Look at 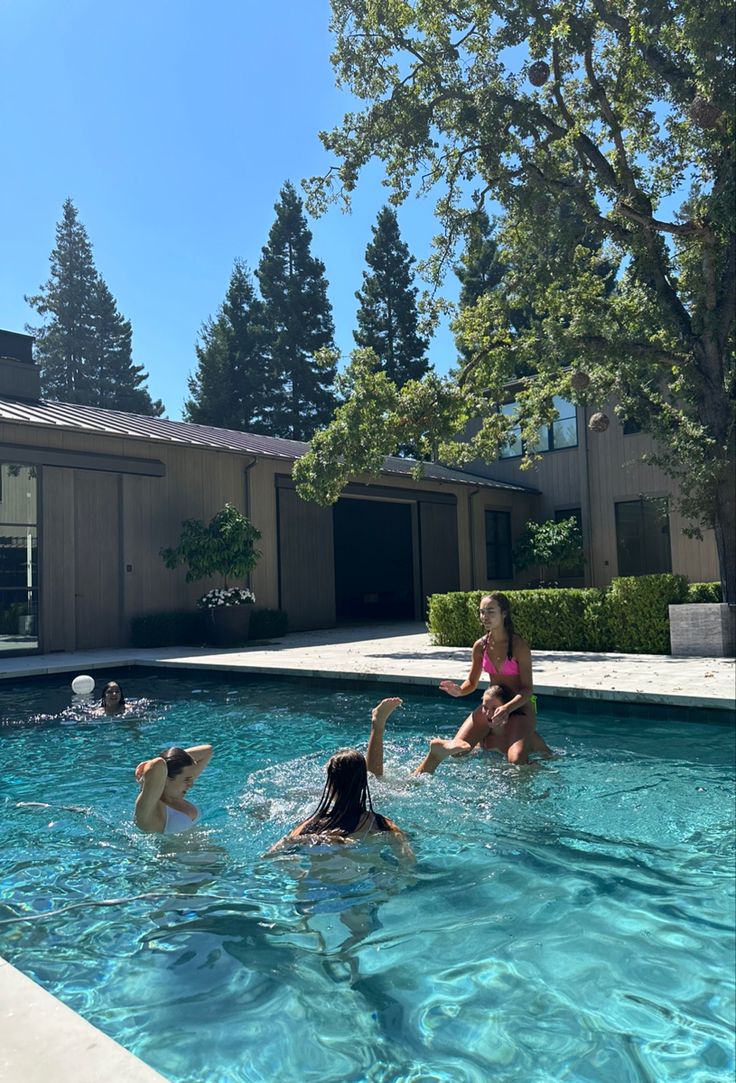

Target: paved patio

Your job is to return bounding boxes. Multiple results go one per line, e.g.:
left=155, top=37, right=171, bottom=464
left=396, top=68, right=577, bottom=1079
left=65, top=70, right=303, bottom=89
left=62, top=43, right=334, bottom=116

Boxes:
left=2, top=622, right=734, bottom=711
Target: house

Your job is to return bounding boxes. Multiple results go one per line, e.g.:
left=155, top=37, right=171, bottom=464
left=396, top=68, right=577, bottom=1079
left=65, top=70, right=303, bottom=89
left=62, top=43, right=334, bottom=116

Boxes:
left=0, top=330, right=539, bottom=655
left=464, top=392, right=719, bottom=588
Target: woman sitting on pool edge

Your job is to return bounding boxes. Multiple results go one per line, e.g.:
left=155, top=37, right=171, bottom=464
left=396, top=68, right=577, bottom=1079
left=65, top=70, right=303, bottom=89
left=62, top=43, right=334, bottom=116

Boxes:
left=436, top=591, right=551, bottom=768
left=134, top=744, right=213, bottom=834
left=271, top=725, right=406, bottom=852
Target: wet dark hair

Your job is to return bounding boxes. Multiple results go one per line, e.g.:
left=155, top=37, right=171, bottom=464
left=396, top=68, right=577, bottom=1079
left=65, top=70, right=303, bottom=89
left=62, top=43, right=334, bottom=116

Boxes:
left=300, top=749, right=390, bottom=837
left=481, top=591, right=515, bottom=660
left=486, top=683, right=513, bottom=704
left=101, top=682, right=125, bottom=709
left=160, top=746, right=196, bottom=778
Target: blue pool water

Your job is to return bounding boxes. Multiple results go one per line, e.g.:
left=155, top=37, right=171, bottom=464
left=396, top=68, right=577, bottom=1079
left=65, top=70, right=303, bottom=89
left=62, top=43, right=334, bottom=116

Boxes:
left=1, top=673, right=734, bottom=1083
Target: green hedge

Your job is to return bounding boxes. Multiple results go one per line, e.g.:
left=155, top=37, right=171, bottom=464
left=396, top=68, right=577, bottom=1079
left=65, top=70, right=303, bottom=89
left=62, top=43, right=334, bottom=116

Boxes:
left=686, top=581, right=722, bottom=603
left=428, top=573, right=698, bottom=655
left=607, top=574, right=688, bottom=653
left=131, top=611, right=205, bottom=648
left=250, top=607, right=288, bottom=639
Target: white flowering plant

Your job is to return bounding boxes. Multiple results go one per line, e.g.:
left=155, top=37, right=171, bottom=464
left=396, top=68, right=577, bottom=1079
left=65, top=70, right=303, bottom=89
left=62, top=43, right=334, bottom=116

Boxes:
left=197, top=587, right=255, bottom=609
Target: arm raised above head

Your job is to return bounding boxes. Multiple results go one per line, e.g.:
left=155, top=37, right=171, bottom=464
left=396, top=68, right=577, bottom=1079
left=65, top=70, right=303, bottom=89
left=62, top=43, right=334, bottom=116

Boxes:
left=134, top=758, right=167, bottom=831
left=183, top=744, right=213, bottom=781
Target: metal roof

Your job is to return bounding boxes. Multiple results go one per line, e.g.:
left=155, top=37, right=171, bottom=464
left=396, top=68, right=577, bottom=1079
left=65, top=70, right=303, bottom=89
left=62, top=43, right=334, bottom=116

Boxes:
left=0, top=396, right=538, bottom=493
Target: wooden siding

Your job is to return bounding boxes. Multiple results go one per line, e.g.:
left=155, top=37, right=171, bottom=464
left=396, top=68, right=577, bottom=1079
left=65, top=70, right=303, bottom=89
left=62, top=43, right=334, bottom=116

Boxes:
left=276, top=485, right=336, bottom=631
left=2, top=418, right=535, bottom=649
left=418, top=501, right=460, bottom=611
left=463, top=404, right=719, bottom=587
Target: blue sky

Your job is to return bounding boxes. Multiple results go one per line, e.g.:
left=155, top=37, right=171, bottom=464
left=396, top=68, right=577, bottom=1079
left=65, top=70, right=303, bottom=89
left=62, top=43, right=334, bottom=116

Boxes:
left=1, top=0, right=460, bottom=416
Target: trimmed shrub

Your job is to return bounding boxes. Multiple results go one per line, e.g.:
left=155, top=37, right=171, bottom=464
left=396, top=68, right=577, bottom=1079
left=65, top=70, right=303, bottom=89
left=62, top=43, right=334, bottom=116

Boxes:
left=428, top=588, right=614, bottom=652
left=685, top=581, right=722, bottom=603
left=250, top=607, right=288, bottom=639
left=131, top=611, right=205, bottom=648
left=429, top=574, right=693, bottom=654
left=427, top=592, right=482, bottom=646
left=607, top=574, right=688, bottom=654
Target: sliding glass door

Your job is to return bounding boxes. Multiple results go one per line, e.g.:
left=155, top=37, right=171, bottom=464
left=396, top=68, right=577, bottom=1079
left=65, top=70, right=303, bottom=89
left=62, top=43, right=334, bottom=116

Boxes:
left=0, top=463, right=38, bottom=653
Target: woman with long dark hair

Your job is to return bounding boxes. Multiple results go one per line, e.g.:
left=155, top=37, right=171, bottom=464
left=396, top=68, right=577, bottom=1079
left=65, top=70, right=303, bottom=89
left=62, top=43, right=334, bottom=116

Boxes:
left=430, top=591, right=551, bottom=767
left=275, top=706, right=405, bottom=849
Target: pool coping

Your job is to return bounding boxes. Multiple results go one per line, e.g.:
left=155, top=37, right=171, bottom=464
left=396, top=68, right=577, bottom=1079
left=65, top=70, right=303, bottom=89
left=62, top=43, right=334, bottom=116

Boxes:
left=0, top=955, right=171, bottom=1083
left=2, top=649, right=734, bottom=713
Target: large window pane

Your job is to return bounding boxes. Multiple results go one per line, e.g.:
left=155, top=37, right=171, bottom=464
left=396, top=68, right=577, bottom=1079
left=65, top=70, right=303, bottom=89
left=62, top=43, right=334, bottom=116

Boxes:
left=555, top=508, right=584, bottom=578
left=0, top=464, right=38, bottom=652
left=550, top=398, right=577, bottom=449
left=485, top=510, right=513, bottom=579
left=615, top=498, right=671, bottom=577
left=499, top=402, right=522, bottom=458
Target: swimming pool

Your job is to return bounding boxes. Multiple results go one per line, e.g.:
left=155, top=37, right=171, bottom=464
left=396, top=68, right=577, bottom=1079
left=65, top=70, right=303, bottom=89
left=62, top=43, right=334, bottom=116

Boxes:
left=1, top=673, right=734, bottom=1083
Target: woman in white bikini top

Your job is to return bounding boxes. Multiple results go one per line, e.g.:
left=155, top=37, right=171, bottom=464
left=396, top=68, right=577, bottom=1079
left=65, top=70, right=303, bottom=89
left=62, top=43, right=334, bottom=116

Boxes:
left=134, top=743, right=213, bottom=834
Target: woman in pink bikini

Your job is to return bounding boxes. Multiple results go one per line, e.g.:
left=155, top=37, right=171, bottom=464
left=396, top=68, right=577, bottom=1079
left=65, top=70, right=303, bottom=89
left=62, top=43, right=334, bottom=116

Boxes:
left=429, top=591, right=551, bottom=768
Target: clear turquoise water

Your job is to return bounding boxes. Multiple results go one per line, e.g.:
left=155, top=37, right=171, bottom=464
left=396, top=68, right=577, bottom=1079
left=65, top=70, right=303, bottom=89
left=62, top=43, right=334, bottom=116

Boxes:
left=1, top=673, right=734, bottom=1083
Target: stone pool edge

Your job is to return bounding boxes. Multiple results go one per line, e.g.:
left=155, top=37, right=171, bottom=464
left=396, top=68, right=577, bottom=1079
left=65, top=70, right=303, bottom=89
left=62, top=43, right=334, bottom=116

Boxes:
left=2, top=651, right=734, bottom=713
left=0, top=955, right=171, bottom=1083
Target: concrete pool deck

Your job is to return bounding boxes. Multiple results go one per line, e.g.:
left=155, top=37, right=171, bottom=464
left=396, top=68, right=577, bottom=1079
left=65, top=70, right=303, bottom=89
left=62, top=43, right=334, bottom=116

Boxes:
left=1, top=621, right=734, bottom=712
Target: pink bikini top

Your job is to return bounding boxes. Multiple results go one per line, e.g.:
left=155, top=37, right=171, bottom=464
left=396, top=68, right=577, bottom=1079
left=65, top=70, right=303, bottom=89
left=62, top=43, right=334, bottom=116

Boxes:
left=482, top=649, right=521, bottom=677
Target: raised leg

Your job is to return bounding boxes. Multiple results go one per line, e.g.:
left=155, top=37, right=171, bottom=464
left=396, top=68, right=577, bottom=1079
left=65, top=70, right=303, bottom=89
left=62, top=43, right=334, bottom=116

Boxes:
left=414, top=737, right=472, bottom=775
left=366, top=698, right=402, bottom=777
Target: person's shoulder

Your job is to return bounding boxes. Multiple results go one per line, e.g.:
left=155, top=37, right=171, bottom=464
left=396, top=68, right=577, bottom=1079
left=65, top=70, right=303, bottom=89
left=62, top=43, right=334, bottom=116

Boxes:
left=511, top=632, right=530, bottom=654
left=472, top=636, right=486, bottom=652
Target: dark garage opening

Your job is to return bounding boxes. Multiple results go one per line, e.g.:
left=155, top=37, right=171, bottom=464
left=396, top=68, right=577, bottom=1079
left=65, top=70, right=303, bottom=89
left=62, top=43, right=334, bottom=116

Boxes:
left=333, top=498, right=415, bottom=622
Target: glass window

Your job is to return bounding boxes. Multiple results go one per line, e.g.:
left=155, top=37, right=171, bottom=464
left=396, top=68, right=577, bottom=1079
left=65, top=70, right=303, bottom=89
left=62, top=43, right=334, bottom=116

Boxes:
left=555, top=507, right=584, bottom=578
left=497, top=397, right=577, bottom=458
left=0, top=464, right=39, bottom=653
left=615, top=497, right=671, bottom=577
left=550, top=397, right=577, bottom=449
left=498, top=402, right=522, bottom=458
left=485, top=510, right=513, bottom=580
left=623, top=418, right=642, bottom=435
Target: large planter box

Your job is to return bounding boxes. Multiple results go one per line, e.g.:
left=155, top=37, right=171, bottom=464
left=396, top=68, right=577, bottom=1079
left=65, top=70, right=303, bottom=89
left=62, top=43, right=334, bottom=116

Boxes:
left=203, top=604, right=252, bottom=646
left=669, top=603, right=735, bottom=657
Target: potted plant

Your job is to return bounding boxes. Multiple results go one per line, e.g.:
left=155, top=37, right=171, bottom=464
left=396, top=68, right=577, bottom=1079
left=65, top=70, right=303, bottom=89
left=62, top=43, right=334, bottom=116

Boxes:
left=160, top=504, right=262, bottom=646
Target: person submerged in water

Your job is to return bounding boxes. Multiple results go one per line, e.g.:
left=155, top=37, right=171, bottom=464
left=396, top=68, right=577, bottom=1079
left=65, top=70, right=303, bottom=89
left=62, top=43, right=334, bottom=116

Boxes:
left=366, top=690, right=551, bottom=778
left=272, top=732, right=406, bottom=852
left=134, top=744, right=213, bottom=834
left=99, top=681, right=126, bottom=715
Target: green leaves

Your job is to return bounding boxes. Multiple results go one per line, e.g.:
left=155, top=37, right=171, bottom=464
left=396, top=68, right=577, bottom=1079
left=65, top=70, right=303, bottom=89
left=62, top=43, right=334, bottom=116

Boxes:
left=160, top=504, right=262, bottom=586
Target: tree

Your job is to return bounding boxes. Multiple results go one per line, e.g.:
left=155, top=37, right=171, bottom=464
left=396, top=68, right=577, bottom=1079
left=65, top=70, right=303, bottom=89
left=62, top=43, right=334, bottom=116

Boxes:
left=256, top=182, right=337, bottom=440
left=297, top=1, right=736, bottom=603
left=355, top=206, right=429, bottom=384
left=512, top=516, right=584, bottom=584
left=185, top=260, right=275, bottom=433
left=27, top=199, right=163, bottom=415
left=161, top=503, right=262, bottom=587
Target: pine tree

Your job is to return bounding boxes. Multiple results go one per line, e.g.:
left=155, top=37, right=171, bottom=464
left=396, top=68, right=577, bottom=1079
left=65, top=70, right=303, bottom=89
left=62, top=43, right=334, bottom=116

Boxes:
left=185, top=260, right=275, bottom=432
left=455, top=209, right=508, bottom=312
left=354, top=206, right=429, bottom=386
left=26, top=199, right=163, bottom=415
left=256, top=182, right=336, bottom=440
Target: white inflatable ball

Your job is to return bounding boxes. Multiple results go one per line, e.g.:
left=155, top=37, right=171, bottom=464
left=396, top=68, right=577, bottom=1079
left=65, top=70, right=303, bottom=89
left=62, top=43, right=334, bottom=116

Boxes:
left=71, top=674, right=95, bottom=695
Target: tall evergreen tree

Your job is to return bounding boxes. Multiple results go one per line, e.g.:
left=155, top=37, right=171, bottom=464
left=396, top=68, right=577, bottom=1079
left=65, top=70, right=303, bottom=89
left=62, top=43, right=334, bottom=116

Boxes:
left=185, top=260, right=275, bottom=432
left=455, top=209, right=507, bottom=312
left=26, top=199, right=163, bottom=415
left=256, top=182, right=336, bottom=440
left=354, top=206, right=429, bottom=385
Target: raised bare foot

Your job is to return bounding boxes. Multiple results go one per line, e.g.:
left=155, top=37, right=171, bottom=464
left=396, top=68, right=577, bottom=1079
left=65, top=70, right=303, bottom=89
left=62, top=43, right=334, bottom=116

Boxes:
left=427, top=737, right=469, bottom=763
left=371, top=697, right=403, bottom=733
